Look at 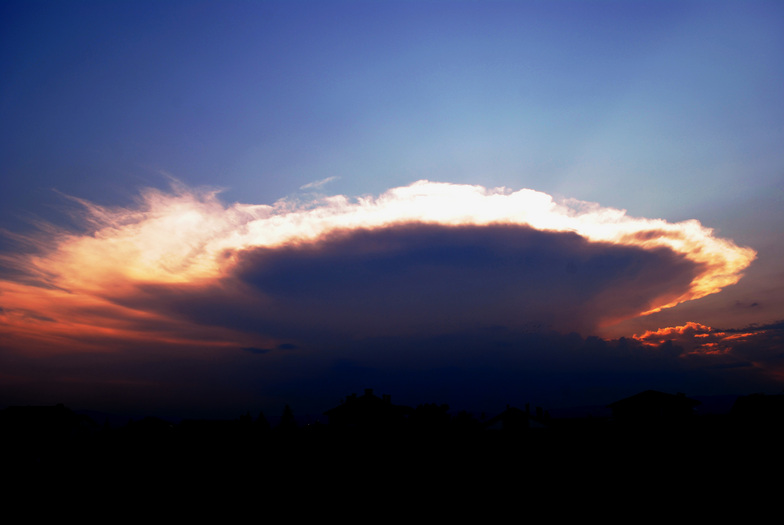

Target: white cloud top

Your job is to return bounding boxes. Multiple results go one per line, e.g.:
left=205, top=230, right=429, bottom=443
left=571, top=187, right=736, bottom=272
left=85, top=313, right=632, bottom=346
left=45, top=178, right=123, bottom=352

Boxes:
left=31, top=180, right=754, bottom=316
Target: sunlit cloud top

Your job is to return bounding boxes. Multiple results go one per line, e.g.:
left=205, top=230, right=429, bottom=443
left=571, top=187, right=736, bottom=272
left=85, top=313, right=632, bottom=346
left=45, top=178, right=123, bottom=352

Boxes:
left=14, top=180, right=754, bottom=317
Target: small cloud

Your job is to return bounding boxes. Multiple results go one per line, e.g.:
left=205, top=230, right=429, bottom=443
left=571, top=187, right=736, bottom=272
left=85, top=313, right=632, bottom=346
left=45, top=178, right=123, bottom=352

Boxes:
left=300, top=176, right=339, bottom=191
left=242, top=347, right=271, bottom=355
left=734, top=300, right=760, bottom=309
left=722, top=320, right=784, bottom=333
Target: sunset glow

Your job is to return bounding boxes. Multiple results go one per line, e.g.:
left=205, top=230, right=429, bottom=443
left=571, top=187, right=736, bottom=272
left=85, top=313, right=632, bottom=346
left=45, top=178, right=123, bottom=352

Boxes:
left=633, top=321, right=760, bottom=355
left=9, top=181, right=755, bottom=299
left=0, top=180, right=757, bottom=360
left=2, top=1, right=781, bottom=417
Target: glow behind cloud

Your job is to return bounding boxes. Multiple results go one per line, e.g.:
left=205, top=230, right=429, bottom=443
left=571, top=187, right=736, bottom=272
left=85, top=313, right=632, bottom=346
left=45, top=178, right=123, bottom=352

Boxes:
left=18, top=180, right=754, bottom=313
left=0, top=179, right=766, bottom=412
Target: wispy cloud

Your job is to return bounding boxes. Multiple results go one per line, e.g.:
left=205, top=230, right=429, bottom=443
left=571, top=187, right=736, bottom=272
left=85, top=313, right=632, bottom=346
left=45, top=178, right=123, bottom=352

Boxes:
left=299, top=176, right=340, bottom=191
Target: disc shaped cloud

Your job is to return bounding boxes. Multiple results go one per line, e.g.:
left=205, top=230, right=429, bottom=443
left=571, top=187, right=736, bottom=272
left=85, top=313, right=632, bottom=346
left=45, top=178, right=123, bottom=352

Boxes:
left=0, top=181, right=755, bottom=353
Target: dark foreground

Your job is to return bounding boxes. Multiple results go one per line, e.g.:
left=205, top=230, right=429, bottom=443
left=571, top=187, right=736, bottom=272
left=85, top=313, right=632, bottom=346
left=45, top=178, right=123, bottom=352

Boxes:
left=4, top=390, right=782, bottom=483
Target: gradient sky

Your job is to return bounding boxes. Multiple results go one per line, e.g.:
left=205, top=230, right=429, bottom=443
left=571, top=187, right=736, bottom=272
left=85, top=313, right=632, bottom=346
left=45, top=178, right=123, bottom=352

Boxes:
left=1, top=1, right=783, bottom=419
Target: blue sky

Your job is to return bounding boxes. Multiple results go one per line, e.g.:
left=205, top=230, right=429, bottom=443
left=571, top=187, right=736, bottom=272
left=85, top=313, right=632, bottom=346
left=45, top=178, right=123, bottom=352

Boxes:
left=4, top=1, right=781, bottom=217
left=1, top=1, right=783, bottom=416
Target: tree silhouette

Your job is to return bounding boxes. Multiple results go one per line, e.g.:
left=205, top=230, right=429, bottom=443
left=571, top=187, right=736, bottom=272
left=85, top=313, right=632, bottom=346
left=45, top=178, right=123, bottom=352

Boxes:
left=278, top=404, right=297, bottom=431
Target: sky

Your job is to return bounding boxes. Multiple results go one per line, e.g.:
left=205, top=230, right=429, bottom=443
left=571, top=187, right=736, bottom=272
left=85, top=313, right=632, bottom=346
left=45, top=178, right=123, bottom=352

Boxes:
left=1, top=0, right=783, bottom=419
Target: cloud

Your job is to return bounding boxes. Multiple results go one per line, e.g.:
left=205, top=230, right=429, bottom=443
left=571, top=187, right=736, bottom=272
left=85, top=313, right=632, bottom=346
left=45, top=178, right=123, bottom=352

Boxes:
left=115, top=222, right=700, bottom=343
left=630, top=321, right=784, bottom=385
left=632, top=320, right=784, bottom=356
left=633, top=322, right=745, bottom=355
left=300, top=176, right=340, bottom=190
left=0, top=180, right=769, bottom=414
left=0, top=180, right=755, bottom=349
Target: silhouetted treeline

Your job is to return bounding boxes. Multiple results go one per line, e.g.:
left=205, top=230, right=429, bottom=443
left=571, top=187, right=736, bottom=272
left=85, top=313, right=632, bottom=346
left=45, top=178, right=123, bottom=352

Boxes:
left=4, top=390, right=784, bottom=478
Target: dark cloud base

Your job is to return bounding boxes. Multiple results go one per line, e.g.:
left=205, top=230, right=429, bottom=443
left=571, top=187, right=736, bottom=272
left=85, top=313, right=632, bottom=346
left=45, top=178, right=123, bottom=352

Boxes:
left=3, top=223, right=776, bottom=419
left=120, top=223, right=701, bottom=341
left=3, top=324, right=781, bottom=420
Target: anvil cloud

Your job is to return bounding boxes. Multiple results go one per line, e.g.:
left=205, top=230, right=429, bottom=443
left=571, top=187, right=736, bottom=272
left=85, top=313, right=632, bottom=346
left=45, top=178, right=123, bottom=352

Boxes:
left=0, top=180, right=773, bottom=415
left=0, top=181, right=755, bottom=350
